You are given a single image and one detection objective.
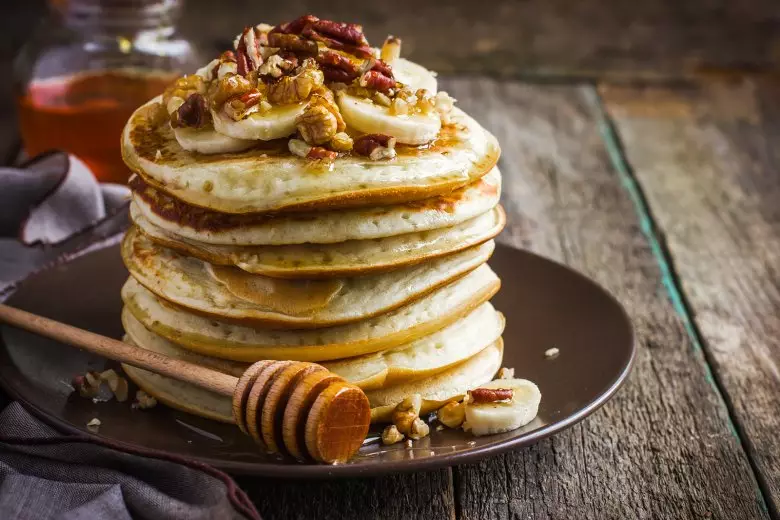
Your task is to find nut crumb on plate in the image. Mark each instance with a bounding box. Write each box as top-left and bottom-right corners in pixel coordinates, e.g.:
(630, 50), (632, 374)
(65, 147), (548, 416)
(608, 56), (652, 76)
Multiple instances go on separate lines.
(381, 424), (405, 445)
(86, 418), (101, 432)
(545, 347), (560, 359)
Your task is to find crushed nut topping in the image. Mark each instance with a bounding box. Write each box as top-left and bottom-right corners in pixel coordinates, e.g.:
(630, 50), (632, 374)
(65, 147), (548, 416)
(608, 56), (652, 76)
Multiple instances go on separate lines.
(545, 347), (560, 359)
(72, 371), (102, 398)
(316, 51), (360, 83)
(173, 93), (210, 128)
(408, 417), (430, 440)
(259, 54), (296, 79)
(468, 388), (514, 404)
(86, 418), (101, 432)
(267, 59), (324, 104)
(391, 394), (422, 435)
(297, 103), (338, 144)
(100, 369), (129, 402)
(437, 401), (466, 428)
(329, 131), (353, 152)
(354, 133), (397, 160)
(133, 390), (158, 410)
(496, 367), (515, 380)
(381, 424), (405, 445)
(359, 70), (396, 93)
(288, 138), (311, 158)
(306, 146), (337, 161)
(267, 32), (318, 57)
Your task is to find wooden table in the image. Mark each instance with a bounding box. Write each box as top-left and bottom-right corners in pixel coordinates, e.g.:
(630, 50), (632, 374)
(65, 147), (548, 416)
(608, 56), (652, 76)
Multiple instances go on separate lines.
(2, 2), (779, 518)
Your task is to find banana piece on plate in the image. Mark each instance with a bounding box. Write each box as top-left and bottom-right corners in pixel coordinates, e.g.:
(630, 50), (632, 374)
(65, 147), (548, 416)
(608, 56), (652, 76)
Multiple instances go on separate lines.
(462, 378), (541, 436)
(338, 93), (441, 145)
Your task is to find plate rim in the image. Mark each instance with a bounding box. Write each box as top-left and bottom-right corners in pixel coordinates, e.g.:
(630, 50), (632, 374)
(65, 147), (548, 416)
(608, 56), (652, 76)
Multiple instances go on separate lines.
(0, 241), (636, 478)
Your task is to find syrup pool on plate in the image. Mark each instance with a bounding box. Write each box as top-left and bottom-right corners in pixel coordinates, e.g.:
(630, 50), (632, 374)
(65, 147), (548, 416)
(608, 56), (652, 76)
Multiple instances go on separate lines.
(17, 69), (176, 184)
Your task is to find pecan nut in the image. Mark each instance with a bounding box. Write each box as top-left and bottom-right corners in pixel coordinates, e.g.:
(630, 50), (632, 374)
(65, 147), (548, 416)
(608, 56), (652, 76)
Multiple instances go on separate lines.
(312, 19), (368, 46)
(354, 133), (397, 160)
(359, 70), (396, 93)
(468, 387), (514, 404)
(301, 26), (374, 58)
(316, 51), (360, 83)
(273, 14), (319, 35)
(307, 146), (338, 161)
(173, 93), (210, 128)
(236, 26), (264, 76)
(267, 32), (318, 57)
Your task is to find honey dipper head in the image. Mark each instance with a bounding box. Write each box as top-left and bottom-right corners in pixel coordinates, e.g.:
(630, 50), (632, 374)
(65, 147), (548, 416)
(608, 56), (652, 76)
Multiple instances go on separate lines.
(232, 360), (370, 463)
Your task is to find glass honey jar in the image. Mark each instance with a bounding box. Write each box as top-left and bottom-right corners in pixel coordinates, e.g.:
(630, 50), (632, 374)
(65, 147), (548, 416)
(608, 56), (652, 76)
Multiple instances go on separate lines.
(14, 0), (199, 183)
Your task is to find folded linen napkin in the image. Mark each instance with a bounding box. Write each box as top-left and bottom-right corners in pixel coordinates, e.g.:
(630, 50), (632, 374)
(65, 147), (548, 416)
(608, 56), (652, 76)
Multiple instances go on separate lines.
(0, 152), (260, 520)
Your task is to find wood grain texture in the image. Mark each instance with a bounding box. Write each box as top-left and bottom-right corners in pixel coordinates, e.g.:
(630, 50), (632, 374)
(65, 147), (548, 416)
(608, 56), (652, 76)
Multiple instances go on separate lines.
(601, 78), (780, 516)
(185, 0), (780, 79)
(237, 470), (456, 520)
(442, 78), (769, 520)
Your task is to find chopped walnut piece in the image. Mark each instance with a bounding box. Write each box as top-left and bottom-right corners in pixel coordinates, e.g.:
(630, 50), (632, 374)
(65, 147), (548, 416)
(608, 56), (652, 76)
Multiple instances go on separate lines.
(380, 36), (402, 63)
(373, 91), (391, 107)
(381, 424), (405, 445)
(437, 401), (466, 428)
(86, 418), (101, 432)
(434, 91), (456, 124)
(408, 417), (430, 440)
(296, 104), (338, 145)
(497, 367), (515, 380)
(173, 93), (210, 129)
(329, 132), (353, 152)
(133, 390), (158, 410)
(354, 134), (397, 161)
(391, 394), (422, 434)
(267, 59), (324, 104)
(162, 74), (206, 108)
(545, 347), (560, 358)
(390, 96), (409, 116)
(210, 73), (254, 107)
(468, 387), (514, 404)
(100, 369), (129, 402)
(259, 54), (296, 79)
(72, 371), (101, 398)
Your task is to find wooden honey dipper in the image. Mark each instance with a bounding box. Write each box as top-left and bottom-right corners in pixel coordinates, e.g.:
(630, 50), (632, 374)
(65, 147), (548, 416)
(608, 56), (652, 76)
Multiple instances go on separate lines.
(0, 303), (371, 464)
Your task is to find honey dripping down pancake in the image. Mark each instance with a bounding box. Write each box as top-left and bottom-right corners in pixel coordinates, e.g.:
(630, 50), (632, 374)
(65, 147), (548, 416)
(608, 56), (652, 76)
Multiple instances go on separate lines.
(120, 264), (500, 362)
(132, 203), (506, 278)
(128, 168), (502, 246)
(122, 226), (495, 328)
(122, 301), (504, 391)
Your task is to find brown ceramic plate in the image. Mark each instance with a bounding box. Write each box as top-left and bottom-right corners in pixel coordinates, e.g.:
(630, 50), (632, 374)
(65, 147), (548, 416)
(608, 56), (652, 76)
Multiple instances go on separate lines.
(0, 240), (634, 477)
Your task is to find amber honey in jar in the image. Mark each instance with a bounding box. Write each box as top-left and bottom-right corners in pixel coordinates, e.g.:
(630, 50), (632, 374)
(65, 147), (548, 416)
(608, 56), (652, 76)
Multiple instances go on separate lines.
(14, 0), (199, 184)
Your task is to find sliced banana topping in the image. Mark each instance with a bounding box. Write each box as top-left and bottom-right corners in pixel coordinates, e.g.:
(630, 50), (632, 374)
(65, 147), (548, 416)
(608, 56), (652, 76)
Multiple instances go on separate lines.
(211, 103), (306, 141)
(173, 127), (256, 154)
(338, 93), (441, 145)
(462, 378), (541, 436)
(391, 58), (438, 93)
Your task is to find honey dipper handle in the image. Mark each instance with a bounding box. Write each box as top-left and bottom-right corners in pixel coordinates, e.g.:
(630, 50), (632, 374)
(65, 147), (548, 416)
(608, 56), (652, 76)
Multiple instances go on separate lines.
(0, 303), (238, 397)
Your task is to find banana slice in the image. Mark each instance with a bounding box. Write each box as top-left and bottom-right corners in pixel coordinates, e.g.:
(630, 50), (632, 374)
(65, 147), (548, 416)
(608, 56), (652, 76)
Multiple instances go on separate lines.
(337, 93), (441, 145)
(391, 58), (438, 93)
(173, 127), (256, 154)
(211, 103), (305, 141)
(462, 378), (541, 436)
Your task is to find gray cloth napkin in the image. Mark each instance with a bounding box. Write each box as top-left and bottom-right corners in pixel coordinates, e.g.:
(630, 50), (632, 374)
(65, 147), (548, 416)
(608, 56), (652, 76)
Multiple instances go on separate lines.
(0, 152), (260, 520)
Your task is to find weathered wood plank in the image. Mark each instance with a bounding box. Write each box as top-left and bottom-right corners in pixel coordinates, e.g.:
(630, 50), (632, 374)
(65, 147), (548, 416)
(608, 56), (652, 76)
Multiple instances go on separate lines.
(186, 0), (780, 79)
(601, 78), (780, 516)
(442, 78), (769, 519)
(237, 470), (455, 520)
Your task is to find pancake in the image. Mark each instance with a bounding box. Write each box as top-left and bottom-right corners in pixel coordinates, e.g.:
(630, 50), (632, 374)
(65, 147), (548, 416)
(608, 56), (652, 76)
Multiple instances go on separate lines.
(322, 303), (504, 390)
(129, 168), (501, 246)
(122, 308), (246, 377)
(122, 338), (503, 425)
(122, 227), (494, 328)
(132, 204), (505, 279)
(123, 301), (503, 392)
(120, 264), (500, 362)
(122, 98), (500, 214)
(368, 339), (503, 423)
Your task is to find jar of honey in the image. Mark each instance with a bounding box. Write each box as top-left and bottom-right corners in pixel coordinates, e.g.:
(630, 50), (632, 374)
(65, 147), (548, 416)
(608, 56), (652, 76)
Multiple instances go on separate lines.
(15, 0), (199, 183)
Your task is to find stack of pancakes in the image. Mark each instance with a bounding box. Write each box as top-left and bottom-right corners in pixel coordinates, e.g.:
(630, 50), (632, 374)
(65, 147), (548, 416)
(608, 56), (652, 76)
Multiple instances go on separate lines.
(119, 84), (505, 425)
